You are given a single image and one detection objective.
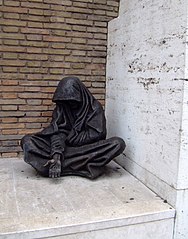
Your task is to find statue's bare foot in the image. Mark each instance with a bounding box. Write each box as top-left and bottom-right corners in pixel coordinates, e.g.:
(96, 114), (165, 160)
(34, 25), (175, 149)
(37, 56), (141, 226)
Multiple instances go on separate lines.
(49, 159), (61, 178)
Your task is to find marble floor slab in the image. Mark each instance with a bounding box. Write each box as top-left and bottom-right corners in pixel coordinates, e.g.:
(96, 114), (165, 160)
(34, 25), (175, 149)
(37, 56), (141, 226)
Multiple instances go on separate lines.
(0, 158), (175, 239)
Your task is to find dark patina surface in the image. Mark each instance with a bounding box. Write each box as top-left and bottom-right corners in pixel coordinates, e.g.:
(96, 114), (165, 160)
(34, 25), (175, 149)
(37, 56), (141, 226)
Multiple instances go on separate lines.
(21, 77), (125, 179)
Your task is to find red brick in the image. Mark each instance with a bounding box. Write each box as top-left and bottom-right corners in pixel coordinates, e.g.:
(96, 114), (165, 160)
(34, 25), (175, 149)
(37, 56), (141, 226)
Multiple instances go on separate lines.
(25, 123), (42, 129)
(18, 129), (39, 135)
(19, 117), (48, 123)
(2, 118), (18, 123)
(18, 93), (49, 99)
(2, 105), (18, 111)
(2, 80), (19, 87)
(27, 35), (42, 41)
(1, 19), (26, 27)
(66, 18), (93, 26)
(44, 0), (72, 5)
(0, 60), (26, 66)
(21, 14), (49, 23)
(2, 152), (18, 157)
(19, 54), (48, 61)
(20, 41), (49, 48)
(3, 67), (18, 72)
(21, 2), (50, 10)
(43, 49), (71, 55)
(2, 33), (25, 40)
(4, 1), (19, 7)
(21, 28), (50, 35)
(4, 12), (19, 19)
(0, 46), (26, 52)
(43, 36), (71, 43)
(3, 39), (19, 45)
(0, 99), (26, 104)
(0, 123), (25, 129)
(3, 26), (19, 32)
(28, 22), (43, 28)
(27, 100), (42, 105)
(2, 92), (18, 98)
(0, 6), (28, 14)
(29, 8), (44, 15)
(2, 53), (18, 59)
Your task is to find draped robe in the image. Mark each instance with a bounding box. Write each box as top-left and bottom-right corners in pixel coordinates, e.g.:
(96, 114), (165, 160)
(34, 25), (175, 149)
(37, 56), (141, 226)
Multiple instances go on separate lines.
(21, 77), (125, 179)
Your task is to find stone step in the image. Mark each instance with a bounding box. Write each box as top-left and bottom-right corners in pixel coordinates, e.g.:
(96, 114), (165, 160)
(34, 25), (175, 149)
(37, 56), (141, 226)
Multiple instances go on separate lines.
(0, 158), (175, 239)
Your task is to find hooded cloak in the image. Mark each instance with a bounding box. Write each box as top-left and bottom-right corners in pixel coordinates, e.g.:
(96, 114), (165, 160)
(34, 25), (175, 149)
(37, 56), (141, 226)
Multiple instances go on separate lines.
(21, 77), (125, 179)
(39, 77), (106, 143)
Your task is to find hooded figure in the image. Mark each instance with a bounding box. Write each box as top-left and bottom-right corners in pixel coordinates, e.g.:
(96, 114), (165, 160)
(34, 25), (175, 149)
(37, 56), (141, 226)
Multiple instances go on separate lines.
(21, 77), (125, 179)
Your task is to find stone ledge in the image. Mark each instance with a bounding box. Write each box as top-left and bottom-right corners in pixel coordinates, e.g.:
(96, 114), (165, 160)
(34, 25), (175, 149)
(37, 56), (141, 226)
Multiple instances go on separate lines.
(0, 158), (175, 239)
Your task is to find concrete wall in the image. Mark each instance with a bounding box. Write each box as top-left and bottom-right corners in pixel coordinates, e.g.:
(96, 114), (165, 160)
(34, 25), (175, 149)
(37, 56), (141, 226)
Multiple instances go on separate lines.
(105, 0), (188, 238)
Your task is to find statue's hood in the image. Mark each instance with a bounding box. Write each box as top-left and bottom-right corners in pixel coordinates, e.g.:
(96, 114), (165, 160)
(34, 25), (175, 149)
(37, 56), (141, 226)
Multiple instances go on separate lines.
(52, 77), (82, 103)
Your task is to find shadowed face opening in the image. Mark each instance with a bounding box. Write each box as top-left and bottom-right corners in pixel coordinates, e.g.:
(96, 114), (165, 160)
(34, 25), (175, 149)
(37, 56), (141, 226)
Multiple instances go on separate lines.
(67, 100), (80, 109)
(56, 100), (80, 109)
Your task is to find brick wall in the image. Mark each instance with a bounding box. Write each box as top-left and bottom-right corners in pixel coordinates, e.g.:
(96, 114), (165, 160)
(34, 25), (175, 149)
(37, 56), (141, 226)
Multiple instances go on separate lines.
(0, 0), (120, 157)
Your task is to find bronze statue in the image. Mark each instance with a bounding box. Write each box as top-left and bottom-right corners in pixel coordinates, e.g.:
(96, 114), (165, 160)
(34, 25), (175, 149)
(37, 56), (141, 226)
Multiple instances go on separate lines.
(21, 77), (125, 179)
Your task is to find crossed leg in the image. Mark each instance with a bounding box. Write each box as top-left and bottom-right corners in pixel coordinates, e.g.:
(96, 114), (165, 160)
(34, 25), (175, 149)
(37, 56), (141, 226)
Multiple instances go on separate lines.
(21, 135), (125, 179)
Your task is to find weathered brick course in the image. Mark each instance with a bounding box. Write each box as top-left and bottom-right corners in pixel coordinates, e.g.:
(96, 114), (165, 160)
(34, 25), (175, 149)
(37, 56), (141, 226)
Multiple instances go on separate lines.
(0, 0), (120, 156)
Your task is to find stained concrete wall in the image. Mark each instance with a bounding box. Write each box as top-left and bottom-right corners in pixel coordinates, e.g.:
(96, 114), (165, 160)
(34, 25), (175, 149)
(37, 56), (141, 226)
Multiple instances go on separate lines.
(105, 0), (188, 238)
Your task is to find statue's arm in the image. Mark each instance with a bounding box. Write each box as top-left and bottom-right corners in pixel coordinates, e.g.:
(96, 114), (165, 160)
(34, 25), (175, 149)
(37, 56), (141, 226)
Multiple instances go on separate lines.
(50, 134), (64, 157)
(67, 126), (106, 146)
(45, 133), (66, 178)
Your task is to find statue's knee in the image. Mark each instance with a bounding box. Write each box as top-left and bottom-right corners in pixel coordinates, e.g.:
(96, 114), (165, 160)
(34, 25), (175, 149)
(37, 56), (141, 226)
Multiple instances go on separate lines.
(21, 135), (33, 149)
(112, 137), (126, 151)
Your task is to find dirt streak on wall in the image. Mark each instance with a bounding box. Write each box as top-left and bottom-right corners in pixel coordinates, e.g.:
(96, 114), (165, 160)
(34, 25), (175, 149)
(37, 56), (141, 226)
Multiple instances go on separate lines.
(0, 0), (120, 157)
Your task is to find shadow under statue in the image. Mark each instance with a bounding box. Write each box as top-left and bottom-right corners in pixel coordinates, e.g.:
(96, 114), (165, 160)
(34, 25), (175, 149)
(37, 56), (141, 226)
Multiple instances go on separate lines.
(21, 77), (125, 179)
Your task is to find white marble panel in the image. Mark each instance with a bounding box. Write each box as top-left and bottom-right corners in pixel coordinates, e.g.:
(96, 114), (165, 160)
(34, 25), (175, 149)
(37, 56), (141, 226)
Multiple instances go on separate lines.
(106, 0), (187, 191)
(174, 189), (188, 239)
(0, 158), (174, 239)
(115, 155), (177, 207)
(178, 69), (188, 188)
(52, 219), (174, 239)
(106, 2), (188, 238)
